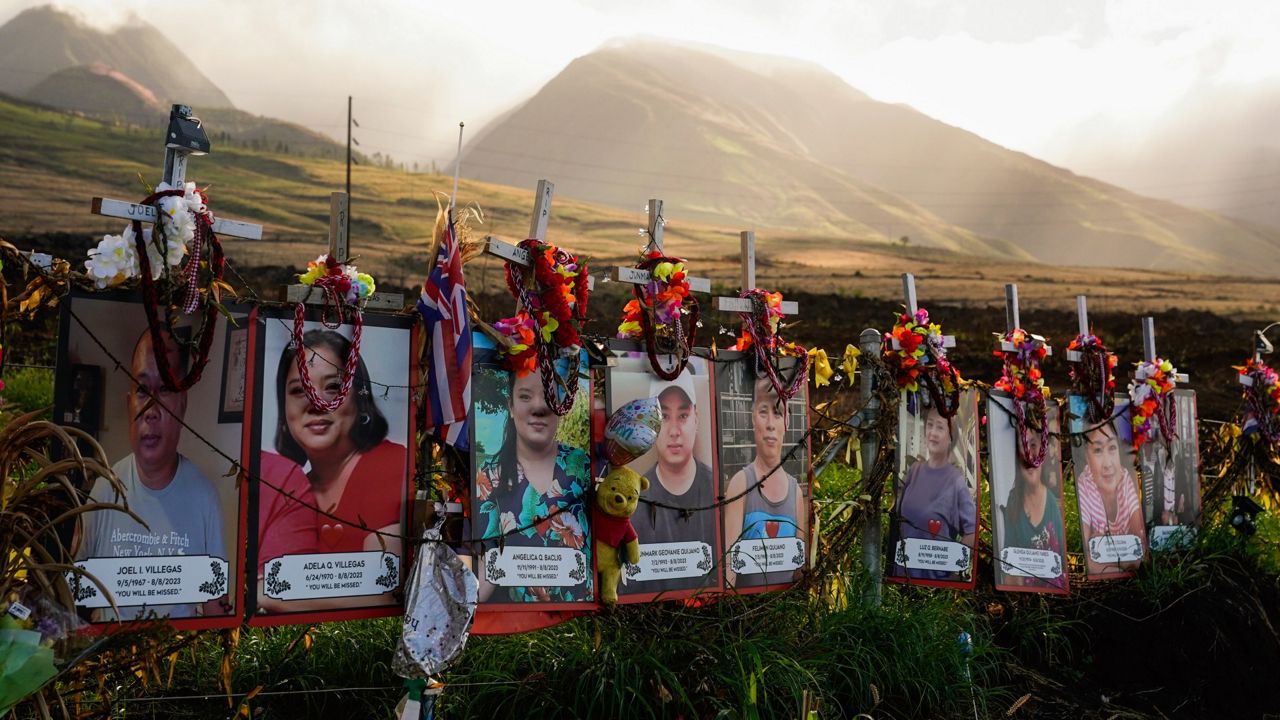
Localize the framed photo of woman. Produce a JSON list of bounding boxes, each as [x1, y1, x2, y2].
[[1140, 389, 1200, 551], [57, 290, 247, 630], [715, 352, 811, 594], [886, 388, 980, 590], [606, 351, 720, 602], [1068, 394, 1146, 579], [471, 331, 594, 609], [988, 394, 1069, 595], [247, 306, 416, 626]]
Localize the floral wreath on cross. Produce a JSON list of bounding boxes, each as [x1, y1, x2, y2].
[[994, 328, 1051, 468], [1067, 332, 1117, 424], [83, 181, 229, 392], [1129, 358, 1178, 450], [292, 254, 376, 412], [883, 307, 962, 417], [617, 251, 699, 380], [731, 289, 808, 402], [1237, 357, 1280, 443], [495, 238, 590, 415]]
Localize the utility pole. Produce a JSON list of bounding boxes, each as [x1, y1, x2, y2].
[[346, 95, 354, 240]]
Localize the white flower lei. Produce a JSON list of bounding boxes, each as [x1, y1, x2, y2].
[[84, 182, 209, 288]]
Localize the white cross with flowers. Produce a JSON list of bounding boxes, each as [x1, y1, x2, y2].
[[1001, 283, 1051, 355], [890, 273, 956, 352], [483, 179, 594, 291], [1140, 317, 1188, 383], [286, 191, 403, 310], [89, 104, 262, 241], [714, 231, 799, 316], [611, 199, 711, 294]]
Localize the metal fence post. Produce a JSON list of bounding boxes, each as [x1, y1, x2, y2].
[[858, 327, 884, 607]]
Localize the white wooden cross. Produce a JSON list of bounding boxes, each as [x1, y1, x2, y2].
[[715, 231, 799, 315], [1142, 316, 1189, 382], [1066, 295, 1090, 362], [483, 178, 593, 292], [286, 192, 404, 310], [890, 272, 955, 352], [611, 199, 711, 294], [90, 104, 263, 241], [1000, 283, 1051, 355]]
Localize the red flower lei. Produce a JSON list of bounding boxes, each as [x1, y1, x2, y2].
[[994, 329, 1051, 468], [1239, 358, 1280, 443], [498, 239, 590, 415], [1067, 333, 1116, 424], [131, 187, 224, 393], [882, 307, 961, 418], [617, 252, 699, 380]]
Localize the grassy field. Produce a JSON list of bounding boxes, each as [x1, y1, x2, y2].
[[5, 96, 1280, 321]]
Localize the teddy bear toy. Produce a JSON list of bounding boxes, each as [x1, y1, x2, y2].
[[593, 466, 648, 605]]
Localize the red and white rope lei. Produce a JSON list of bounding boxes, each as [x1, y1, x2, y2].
[[292, 255, 372, 412]]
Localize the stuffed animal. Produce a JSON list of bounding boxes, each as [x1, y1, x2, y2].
[[592, 466, 648, 605]]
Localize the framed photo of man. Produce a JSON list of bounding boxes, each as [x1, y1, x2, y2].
[[471, 331, 594, 609], [1140, 389, 1200, 551], [56, 291, 245, 629], [606, 351, 720, 601], [247, 306, 415, 626], [715, 352, 811, 593], [886, 388, 981, 590], [1068, 394, 1147, 580], [988, 395, 1068, 594]]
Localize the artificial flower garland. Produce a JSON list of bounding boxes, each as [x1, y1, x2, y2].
[[1066, 333, 1117, 424], [1238, 358, 1280, 443], [616, 252, 699, 380], [1129, 358, 1178, 450], [87, 182, 225, 392], [994, 329, 1051, 468], [883, 308, 961, 417], [292, 254, 376, 412], [497, 239, 590, 415], [731, 289, 808, 402]]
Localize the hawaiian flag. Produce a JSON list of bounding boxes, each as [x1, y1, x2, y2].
[[418, 208, 471, 449]]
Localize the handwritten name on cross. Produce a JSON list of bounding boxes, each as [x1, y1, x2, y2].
[[889, 273, 955, 352], [715, 231, 799, 315], [612, 199, 711, 293], [90, 104, 263, 242], [483, 179, 593, 292], [1141, 317, 1188, 383], [287, 192, 404, 310], [1000, 283, 1052, 356]]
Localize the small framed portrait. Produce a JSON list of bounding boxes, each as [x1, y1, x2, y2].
[[471, 331, 594, 609], [886, 388, 981, 590], [248, 306, 416, 626], [56, 290, 246, 630], [218, 324, 249, 424], [606, 351, 720, 602], [1140, 389, 1201, 551], [714, 352, 810, 593], [1068, 394, 1147, 579], [989, 395, 1069, 594]]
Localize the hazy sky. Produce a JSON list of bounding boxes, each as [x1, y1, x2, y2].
[[3, 0, 1278, 179]]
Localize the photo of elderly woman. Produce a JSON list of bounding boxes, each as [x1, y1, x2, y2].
[[251, 310, 413, 622], [1140, 390, 1201, 551], [989, 396, 1068, 594], [716, 355, 810, 592], [886, 389, 980, 589], [1068, 394, 1146, 579], [472, 332, 593, 607]]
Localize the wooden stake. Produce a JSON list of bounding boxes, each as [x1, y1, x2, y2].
[[613, 199, 710, 293]]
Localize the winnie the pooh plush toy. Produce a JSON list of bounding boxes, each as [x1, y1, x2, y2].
[[593, 466, 648, 605]]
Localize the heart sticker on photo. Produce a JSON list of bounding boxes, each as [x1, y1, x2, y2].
[[927, 519, 942, 536], [320, 523, 345, 549], [765, 520, 781, 538]]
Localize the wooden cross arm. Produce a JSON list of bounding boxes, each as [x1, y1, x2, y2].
[[91, 197, 263, 240], [286, 284, 404, 311], [715, 296, 799, 315], [891, 335, 956, 351], [613, 265, 711, 294]]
